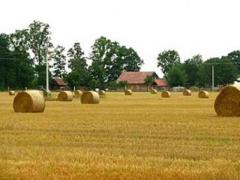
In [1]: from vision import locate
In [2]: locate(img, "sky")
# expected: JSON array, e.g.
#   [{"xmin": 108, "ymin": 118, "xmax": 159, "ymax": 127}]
[{"xmin": 1, "ymin": 0, "xmax": 240, "ymax": 77}]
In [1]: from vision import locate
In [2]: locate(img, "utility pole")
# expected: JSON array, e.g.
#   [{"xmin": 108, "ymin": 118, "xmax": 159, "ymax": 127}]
[
  {"xmin": 46, "ymin": 52, "xmax": 49, "ymax": 92},
  {"xmin": 212, "ymin": 65, "xmax": 214, "ymax": 91}
]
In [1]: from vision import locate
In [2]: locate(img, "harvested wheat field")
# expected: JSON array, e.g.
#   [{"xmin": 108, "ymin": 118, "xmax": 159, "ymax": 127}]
[{"xmin": 1, "ymin": 92, "xmax": 240, "ymax": 180}]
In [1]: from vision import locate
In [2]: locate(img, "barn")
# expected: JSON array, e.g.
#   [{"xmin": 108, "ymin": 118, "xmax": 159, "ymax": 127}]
[
  {"xmin": 117, "ymin": 71, "xmax": 167, "ymax": 91},
  {"xmin": 51, "ymin": 77, "xmax": 68, "ymax": 90},
  {"xmin": 153, "ymin": 79, "xmax": 168, "ymax": 89}
]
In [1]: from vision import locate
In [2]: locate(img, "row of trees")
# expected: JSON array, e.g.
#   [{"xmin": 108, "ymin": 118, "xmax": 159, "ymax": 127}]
[
  {"xmin": 0, "ymin": 21, "xmax": 143, "ymax": 90},
  {"xmin": 1, "ymin": 20, "xmax": 240, "ymax": 90},
  {"xmin": 157, "ymin": 50, "xmax": 240, "ymax": 88}
]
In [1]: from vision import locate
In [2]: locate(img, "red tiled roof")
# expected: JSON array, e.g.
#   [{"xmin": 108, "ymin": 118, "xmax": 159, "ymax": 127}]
[
  {"xmin": 117, "ymin": 71, "xmax": 158, "ymax": 84},
  {"xmin": 53, "ymin": 77, "xmax": 67, "ymax": 86},
  {"xmin": 154, "ymin": 79, "xmax": 168, "ymax": 87}
]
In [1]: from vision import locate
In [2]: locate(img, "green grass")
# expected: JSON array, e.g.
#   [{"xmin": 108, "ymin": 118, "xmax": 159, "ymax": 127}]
[{"xmin": 1, "ymin": 92, "xmax": 240, "ymax": 179}]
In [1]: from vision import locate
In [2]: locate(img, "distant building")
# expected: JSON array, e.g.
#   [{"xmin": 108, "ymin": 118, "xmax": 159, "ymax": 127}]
[
  {"xmin": 153, "ymin": 79, "xmax": 168, "ymax": 89},
  {"xmin": 117, "ymin": 71, "xmax": 168, "ymax": 91},
  {"xmin": 51, "ymin": 77, "xmax": 68, "ymax": 90}
]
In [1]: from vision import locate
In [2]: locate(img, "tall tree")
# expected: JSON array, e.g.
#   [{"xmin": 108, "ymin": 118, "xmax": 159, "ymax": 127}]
[
  {"xmin": 10, "ymin": 29, "xmax": 29, "ymax": 52},
  {"xmin": 183, "ymin": 54, "xmax": 203, "ymax": 86},
  {"xmin": 157, "ymin": 50, "xmax": 180, "ymax": 75},
  {"xmin": 52, "ymin": 45, "xmax": 67, "ymax": 78},
  {"xmin": 67, "ymin": 42, "xmax": 89, "ymax": 88},
  {"xmin": 89, "ymin": 36, "xmax": 143, "ymax": 89},
  {"xmin": 197, "ymin": 57, "xmax": 238, "ymax": 87},
  {"xmin": 10, "ymin": 29, "xmax": 34, "ymax": 88},
  {"xmin": 112, "ymin": 46, "xmax": 143, "ymax": 81},
  {"xmin": 166, "ymin": 64, "xmax": 187, "ymax": 87},
  {"xmin": 227, "ymin": 50, "xmax": 240, "ymax": 74},
  {"xmin": 0, "ymin": 33, "xmax": 34, "ymax": 90},
  {"xmin": 26, "ymin": 21, "xmax": 54, "ymax": 86},
  {"xmin": 0, "ymin": 34, "xmax": 14, "ymax": 89},
  {"xmin": 89, "ymin": 37, "xmax": 117, "ymax": 89}
]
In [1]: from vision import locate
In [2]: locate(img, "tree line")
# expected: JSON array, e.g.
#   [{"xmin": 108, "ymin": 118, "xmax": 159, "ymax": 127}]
[
  {"xmin": 157, "ymin": 50, "xmax": 239, "ymax": 88},
  {"xmin": 0, "ymin": 20, "xmax": 239, "ymax": 90},
  {"xmin": 0, "ymin": 21, "xmax": 143, "ymax": 90}
]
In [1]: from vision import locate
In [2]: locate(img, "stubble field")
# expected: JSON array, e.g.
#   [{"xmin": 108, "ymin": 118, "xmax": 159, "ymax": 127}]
[{"xmin": 1, "ymin": 92, "xmax": 240, "ymax": 180}]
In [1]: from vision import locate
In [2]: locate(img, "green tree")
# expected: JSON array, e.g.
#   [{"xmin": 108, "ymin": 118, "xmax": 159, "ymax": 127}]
[
  {"xmin": 0, "ymin": 33, "xmax": 34, "ymax": 90},
  {"xmin": 197, "ymin": 57, "xmax": 238, "ymax": 87},
  {"xmin": 89, "ymin": 36, "xmax": 143, "ymax": 89},
  {"xmin": 183, "ymin": 55, "xmax": 203, "ymax": 87},
  {"xmin": 0, "ymin": 34, "xmax": 14, "ymax": 89},
  {"xmin": 166, "ymin": 64, "xmax": 187, "ymax": 87},
  {"xmin": 89, "ymin": 37, "xmax": 117, "ymax": 89},
  {"xmin": 108, "ymin": 81, "xmax": 119, "ymax": 90},
  {"xmin": 114, "ymin": 46, "xmax": 143, "ymax": 77},
  {"xmin": 157, "ymin": 50, "xmax": 180, "ymax": 75},
  {"xmin": 10, "ymin": 29, "xmax": 29, "ymax": 52},
  {"xmin": 26, "ymin": 21, "xmax": 54, "ymax": 86},
  {"xmin": 118, "ymin": 81, "xmax": 129, "ymax": 90},
  {"xmin": 67, "ymin": 42, "xmax": 89, "ymax": 88},
  {"xmin": 13, "ymin": 48, "xmax": 35, "ymax": 89},
  {"xmin": 227, "ymin": 50, "xmax": 240, "ymax": 74},
  {"xmin": 144, "ymin": 75, "xmax": 155, "ymax": 91},
  {"xmin": 52, "ymin": 45, "xmax": 67, "ymax": 78}
]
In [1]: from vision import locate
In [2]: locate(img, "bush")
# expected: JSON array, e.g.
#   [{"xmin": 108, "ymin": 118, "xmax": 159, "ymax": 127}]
[
  {"xmin": 108, "ymin": 81, "xmax": 119, "ymax": 90},
  {"xmin": 190, "ymin": 86, "xmax": 199, "ymax": 92},
  {"xmin": 118, "ymin": 81, "xmax": 128, "ymax": 89}
]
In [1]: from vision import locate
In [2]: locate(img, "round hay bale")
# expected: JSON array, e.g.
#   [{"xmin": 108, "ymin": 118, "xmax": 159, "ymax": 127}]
[
  {"xmin": 57, "ymin": 91, "xmax": 73, "ymax": 101},
  {"xmin": 150, "ymin": 89, "xmax": 158, "ymax": 94},
  {"xmin": 214, "ymin": 85, "xmax": 240, "ymax": 116},
  {"xmin": 13, "ymin": 90, "xmax": 45, "ymax": 113},
  {"xmin": 198, "ymin": 90, "xmax": 209, "ymax": 98},
  {"xmin": 99, "ymin": 90, "xmax": 106, "ymax": 95},
  {"xmin": 75, "ymin": 90, "xmax": 83, "ymax": 98},
  {"xmin": 125, "ymin": 89, "xmax": 132, "ymax": 95},
  {"xmin": 183, "ymin": 89, "xmax": 192, "ymax": 96},
  {"xmin": 99, "ymin": 90, "xmax": 106, "ymax": 98},
  {"xmin": 161, "ymin": 91, "xmax": 171, "ymax": 98},
  {"xmin": 81, "ymin": 91, "xmax": 100, "ymax": 104},
  {"xmin": 9, "ymin": 91, "xmax": 15, "ymax": 96},
  {"xmin": 44, "ymin": 91, "xmax": 52, "ymax": 97}
]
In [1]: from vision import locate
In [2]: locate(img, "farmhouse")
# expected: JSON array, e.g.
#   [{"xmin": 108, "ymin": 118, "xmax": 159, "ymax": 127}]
[
  {"xmin": 154, "ymin": 79, "xmax": 168, "ymax": 89},
  {"xmin": 117, "ymin": 71, "xmax": 168, "ymax": 91},
  {"xmin": 51, "ymin": 77, "xmax": 68, "ymax": 90}
]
